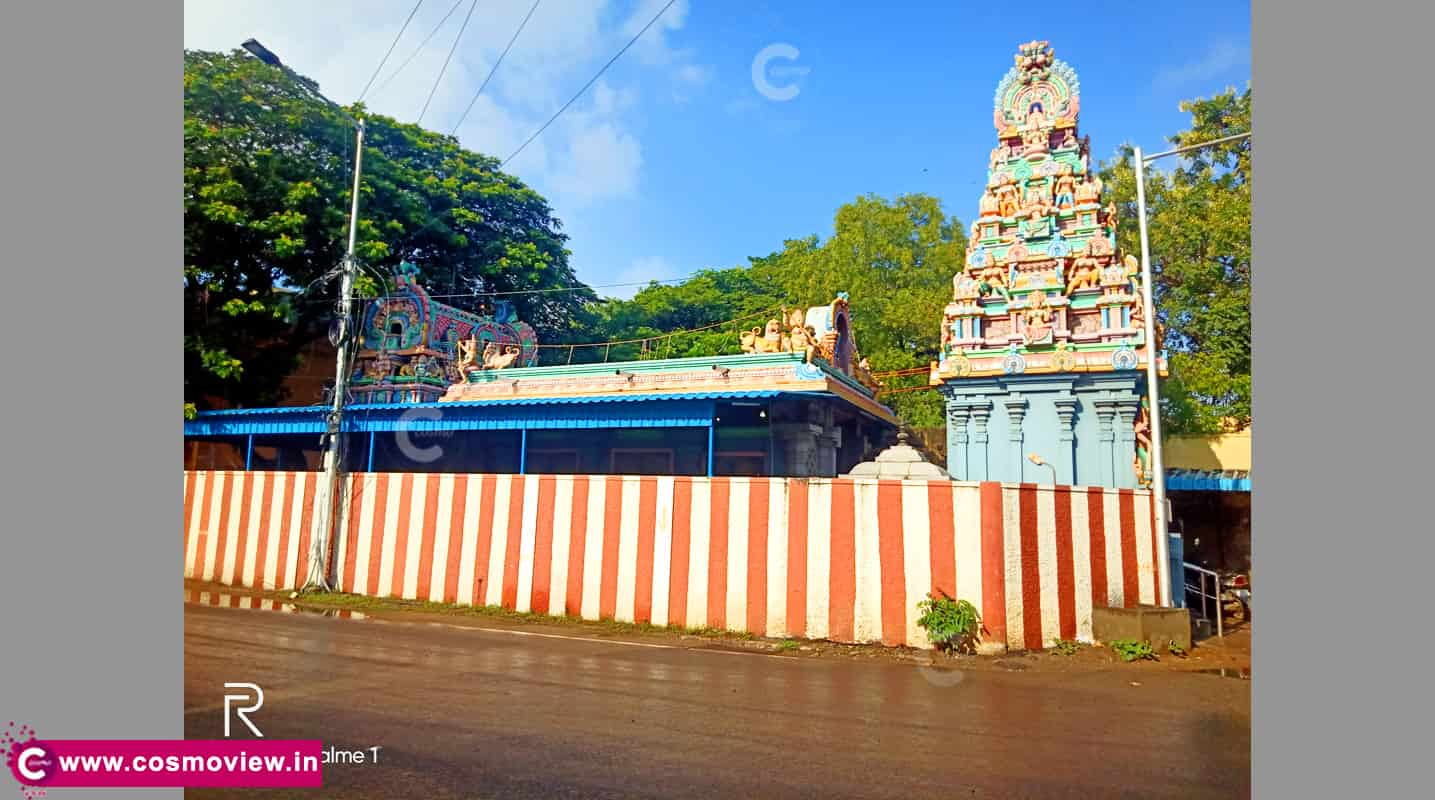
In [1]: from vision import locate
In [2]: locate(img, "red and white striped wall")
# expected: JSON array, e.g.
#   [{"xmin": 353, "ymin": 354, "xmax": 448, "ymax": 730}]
[{"xmin": 183, "ymin": 471, "xmax": 1163, "ymax": 651}]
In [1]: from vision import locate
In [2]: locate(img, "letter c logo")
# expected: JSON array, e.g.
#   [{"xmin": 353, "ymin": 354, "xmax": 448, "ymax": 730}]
[
  {"xmin": 752, "ymin": 43, "xmax": 805, "ymax": 102},
  {"xmin": 17, "ymin": 745, "xmax": 50, "ymax": 782}
]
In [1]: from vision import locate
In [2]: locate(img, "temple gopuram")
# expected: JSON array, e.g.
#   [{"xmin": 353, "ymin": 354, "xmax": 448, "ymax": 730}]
[
  {"xmin": 185, "ymin": 270, "xmax": 898, "ymax": 478},
  {"xmin": 930, "ymin": 41, "xmax": 1166, "ymax": 488}
]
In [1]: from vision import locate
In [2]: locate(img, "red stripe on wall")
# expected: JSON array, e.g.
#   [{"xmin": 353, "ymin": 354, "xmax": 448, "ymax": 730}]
[
  {"xmin": 707, "ymin": 478, "xmax": 731, "ymax": 629},
  {"xmin": 927, "ymin": 482, "xmax": 956, "ymax": 598},
  {"xmin": 979, "ymin": 481, "xmax": 1007, "ymax": 647},
  {"xmin": 389, "ymin": 474, "xmax": 416, "ymax": 598},
  {"xmin": 252, "ymin": 474, "xmax": 277, "ymax": 589},
  {"xmin": 530, "ymin": 476, "xmax": 558, "ymax": 614},
  {"xmin": 472, "ymin": 474, "xmax": 499, "ymax": 605},
  {"xmin": 415, "ymin": 474, "xmax": 443, "ymax": 601},
  {"xmin": 194, "ymin": 473, "xmax": 218, "ymax": 581},
  {"xmin": 828, "ymin": 480, "xmax": 856, "ymax": 643},
  {"xmin": 339, "ymin": 477, "xmax": 365, "ymax": 591},
  {"xmin": 877, "ymin": 481, "xmax": 908, "ymax": 647},
  {"xmin": 295, "ymin": 475, "xmax": 317, "ymax": 588},
  {"xmin": 364, "ymin": 474, "xmax": 393, "ymax": 595},
  {"xmin": 564, "ymin": 476, "xmax": 591, "ymax": 616},
  {"xmin": 598, "ymin": 477, "xmax": 624, "ymax": 620},
  {"xmin": 785, "ymin": 480, "xmax": 808, "ymax": 638},
  {"xmin": 1119, "ymin": 490, "xmax": 1138, "ymax": 608},
  {"xmin": 183, "ymin": 473, "xmax": 197, "ymax": 558},
  {"xmin": 1018, "ymin": 484, "xmax": 1043, "ymax": 651},
  {"xmin": 633, "ymin": 478, "xmax": 659, "ymax": 623},
  {"xmin": 1086, "ymin": 486, "xmax": 1108, "ymax": 609},
  {"xmin": 272, "ymin": 473, "xmax": 298, "ymax": 590},
  {"xmin": 667, "ymin": 479, "xmax": 693, "ymax": 628},
  {"xmin": 231, "ymin": 474, "xmax": 256, "ymax": 585},
  {"xmin": 500, "ymin": 476, "xmax": 527, "ymax": 610},
  {"xmin": 746, "ymin": 481, "xmax": 770, "ymax": 636},
  {"xmin": 1054, "ymin": 487, "xmax": 1076, "ymax": 641},
  {"xmin": 441, "ymin": 475, "xmax": 469, "ymax": 603}
]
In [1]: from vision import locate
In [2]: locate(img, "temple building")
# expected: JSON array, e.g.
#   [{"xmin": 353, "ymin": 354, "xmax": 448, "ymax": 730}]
[
  {"xmin": 184, "ymin": 274, "xmax": 899, "ymax": 478},
  {"xmin": 930, "ymin": 41, "xmax": 1167, "ymax": 488}
]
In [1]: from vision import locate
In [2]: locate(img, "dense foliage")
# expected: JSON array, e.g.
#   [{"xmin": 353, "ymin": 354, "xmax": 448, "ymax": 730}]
[
  {"xmin": 587, "ymin": 194, "xmax": 964, "ymax": 426},
  {"xmin": 184, "ymin": 49, "xmax": 591, "ymax": 408},
  {"xmin": 1100, "ymin": 87, "xmax": 1251, "ymax": 434}
]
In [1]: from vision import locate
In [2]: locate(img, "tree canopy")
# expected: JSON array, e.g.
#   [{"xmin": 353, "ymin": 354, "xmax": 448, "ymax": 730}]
[
  {"xmin": 184, "ymin": 48, "xmax": 592, "ymax": 409},
  {"xmin": 1100, "ymin": 87, "xmax": 1251, "ymax": 434}
]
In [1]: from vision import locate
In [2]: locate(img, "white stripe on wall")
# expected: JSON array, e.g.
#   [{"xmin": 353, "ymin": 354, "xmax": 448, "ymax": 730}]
[
  {"xmin": 580, "ymin": 476, "xmax": 607, "ymax": 620},
  {"xmin": 901, "ymin": 481, "xmax": 934, "ymax": 648},
  {"xmin": 429, "ymin": 475, "xmax": 455, "ymax": 603},
  {"xmin": 725, "ymin": 479, "xmax": 750, "ymax": 633},
  {"xmin": 1036, "ymin": 487, "xmax": 1060, "ymax": 648},
  {"xmin": 764, "ymin": 479, "xmax": 789, "ymax": 639},
  {"xmin": 613, "ymin": 477, "xmax": 642, "ymax": 623},
  {"xmin": 851, "ymin": 481, "xmax": 883, "ymax": 643},
  {"xmin": 547, "ymin": 477, "xmax": 575, "ymax": 616},
  {"xmin": 1069, "ymin": 489, "xmax": 1094, "ymax": 641},
  {"xmin": 221, "ymin": 473, "xmax": 244, "ymax": 585},
  {"xmin": 954, "ymin": 483, "xmax": 983, "ymax": 610},
  {"xmin": 263, "ymin": 473, "xmax": 286, "ymax": 590},
  {"xmin": 455, "ymin": 476, "xmax": 482, "ymax": 606},
  {"xmin": 1134, "ymin": 494, "xmax": 1155, "ymax": 605},
  {"xmin": 685, "ymin": 480, "xmax": 712, "ymax": 629},
  {"xmin": 1103, "ymin": 491, "xmax": 1123, "ymax": 608},
  {"xmin": 515, "ymin": 476, "xmax": 541, "ymax": 613},
  {"xmin": 805, "ymin": 481, "xmax": 832, "ymax": 641},
  {"xmin": 484, "ymin": 475, "xmax": 514, "ymax": 607},
  {"xmin": 650, "ymin": 477, "xmax": 675, "ymax": 627},
  {"xmin": 1002, "ymin": 486, "xmax": 1024, "ymax": 650}
]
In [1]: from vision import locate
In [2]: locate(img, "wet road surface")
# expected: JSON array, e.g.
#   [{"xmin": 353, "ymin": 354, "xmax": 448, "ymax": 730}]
[{"xmin": 184, "ymin": 602, "xmax": 1249, "ymax": 799}]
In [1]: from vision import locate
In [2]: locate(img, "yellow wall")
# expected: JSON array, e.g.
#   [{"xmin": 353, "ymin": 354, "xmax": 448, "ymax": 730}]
[{"xmin": 1164, "ymin": 429, "xmax": 1251, "ymax": 472}]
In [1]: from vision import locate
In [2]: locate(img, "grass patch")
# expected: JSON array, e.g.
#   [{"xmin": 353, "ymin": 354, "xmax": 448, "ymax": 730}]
[
  {"xmin": 1049, "ymin": 639, "xmax": 1082, "ymax": 656},
  {"xmin": 775, "ymin": 639, "xmax": 801, "ymax": 652},
  {"xmin": 1109, "ymin": 639, "xmax": 1159, "ymax": 662}
]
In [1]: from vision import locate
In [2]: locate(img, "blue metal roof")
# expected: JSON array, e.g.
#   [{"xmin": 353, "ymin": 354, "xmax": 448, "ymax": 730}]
[
  {"xmin": 1166, "ymin": 469, "xmax": 1251, "ymax": 492},
  {"xmin": 184, "ymin": 391, "xmax": 792, "ymax": 437}
]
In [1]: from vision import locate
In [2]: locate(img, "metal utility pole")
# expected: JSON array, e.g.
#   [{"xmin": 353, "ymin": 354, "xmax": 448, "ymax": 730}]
[
  {"xmin": 241, "ymin": 39, "xmax": 363, "ymax": 592},
  {"xmin": 1131, "ymin": 130, "xmax": 1250, "ymax": 606}
]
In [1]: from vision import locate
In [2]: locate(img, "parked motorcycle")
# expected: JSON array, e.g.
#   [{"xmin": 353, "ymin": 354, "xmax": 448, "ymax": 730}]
[{"xmin": 1220, "ymin": 572, "xmax": 1251, "ymax": 623}]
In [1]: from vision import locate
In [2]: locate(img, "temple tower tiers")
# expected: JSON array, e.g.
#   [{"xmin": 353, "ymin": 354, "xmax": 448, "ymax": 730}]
[{"xmin": 930, "ymin": 41, "xmax": 1166, "ymax": 488}]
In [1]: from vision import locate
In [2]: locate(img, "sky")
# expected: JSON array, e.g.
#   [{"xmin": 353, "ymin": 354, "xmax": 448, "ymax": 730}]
[{"xmin": 184, "ymin": 0, "xmax": 1251, "ymax": 299}]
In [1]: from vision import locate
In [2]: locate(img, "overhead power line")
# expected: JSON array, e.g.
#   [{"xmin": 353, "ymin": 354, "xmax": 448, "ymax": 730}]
[
  {"xmin": 417, "ymin": 0, "xmax": 480, "ymax": 125},
  {"xmin": 451, "ymin": 0, "xmax": 542, "ymax": 135},
  {"xmin": 369, "ymin": 0, "xmax": 466, "ymax": 99},
  {"xmin": 357, "ymin": 0, "xmax": 426, "ymax": 103},
  {"xmin": 501, "ymin": 0, "xmax": 677, "ymax": 167}
]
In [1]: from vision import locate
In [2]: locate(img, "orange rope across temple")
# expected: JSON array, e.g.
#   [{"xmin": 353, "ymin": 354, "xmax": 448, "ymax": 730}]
[{"xmin": 534, "ymin": 305, "xmax": 787, "ymax": 350}]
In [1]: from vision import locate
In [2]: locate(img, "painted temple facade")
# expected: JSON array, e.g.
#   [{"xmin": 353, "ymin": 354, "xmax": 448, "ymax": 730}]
[
  {"xmin": 930, "ymin": 41, "xmax": 1167, "ymax": 489},
  {"xmin": 185, "ymin": 273, "xmax": 899, "ymax": 479}
]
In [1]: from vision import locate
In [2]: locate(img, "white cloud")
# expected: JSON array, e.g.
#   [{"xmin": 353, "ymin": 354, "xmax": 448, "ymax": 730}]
[
  {"xmin": 1153, "ymin": 38, "xmax": 1250, "ymax": 90},
  {"xmin": 183, "ymin": 0, "xmax": 699, "ymax": 216}
]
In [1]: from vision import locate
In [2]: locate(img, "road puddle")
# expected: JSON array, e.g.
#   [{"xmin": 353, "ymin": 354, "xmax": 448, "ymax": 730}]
[
  {"xmin": 1192, "ymin": 667, "xmax": 1250, "ymax": 680},
  {"xmin": 185, "ymin": 589, "xmax": 367, "ymax": 620}
]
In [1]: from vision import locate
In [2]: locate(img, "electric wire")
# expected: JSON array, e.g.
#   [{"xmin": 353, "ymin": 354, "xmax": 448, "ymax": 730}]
[
  {"xmin": 369, "ymin": 0, "xmax": 466, "ymax": 99},
  {"xmin": 417, "ymin": 0, "xmax": 480, "ymax": 125},
  {"xmin": 357, "ymin": 0, "xmax": 426, "ymax": 103},
  {"xmin": 450, "ymin": 0, "xmax": 542, "ymax": 135}
]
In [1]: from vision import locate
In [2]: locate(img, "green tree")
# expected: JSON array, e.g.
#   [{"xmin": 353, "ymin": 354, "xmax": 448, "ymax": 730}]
[
  {"xmin": 184, "ymin": 49, "xmax": 592, "ymax": 409},
  {"xmin": 587, "ymin": 194, "xmax": 964, "ymax": 427},
  {"xmin": 1100, "ymin": 87, "xmax": 1251, "ymax": 434}
]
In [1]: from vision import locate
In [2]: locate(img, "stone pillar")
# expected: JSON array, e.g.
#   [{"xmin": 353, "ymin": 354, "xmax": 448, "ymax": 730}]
[
  {"xmin": 1094, "ymin": 399, "xmax": 1119, "ymax": 488},
  {"xmin": 816, "ymin": 425, "xmax": 843, "ymax": 478},
  {"xmin": 773, "ymin": 423, "xmax": 822, "ymax": 477},
  {"xmin": 1113, "ymin": 397, "xmax": 1140, "ymax": 489},
  {"xmin": 1053, "ymin": 393, "xmax": 1079, "ymax": 485},
  {"xmin": 946, "ymin": 402, "xmax": 971, "ymax": 479},
  {"xmin": 1004, "ymin": 394, "xmax": 1028, "ymax": 483},
  {"xmin": 968, "ymin": 401, "xmax": 993, "ymax": 482}
]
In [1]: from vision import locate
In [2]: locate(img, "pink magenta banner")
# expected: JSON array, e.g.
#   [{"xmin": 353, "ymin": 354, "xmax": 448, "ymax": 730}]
[{"xmin": 6, "ymin": 739, "xmax": 323, "ymax": 789}]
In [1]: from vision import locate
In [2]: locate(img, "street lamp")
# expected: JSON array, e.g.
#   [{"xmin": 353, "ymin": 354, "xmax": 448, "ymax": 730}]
[
  {"xmin": 1131, "ymin": 130, "xmax": 1250, "ymax": 607},
  {"xmin": 241, "ymin": 38, "xmax": 366, "ymax": 593},
  {"xmin": 1027, "ymin": 453, "xmax": 1057, "ymax": 485}
]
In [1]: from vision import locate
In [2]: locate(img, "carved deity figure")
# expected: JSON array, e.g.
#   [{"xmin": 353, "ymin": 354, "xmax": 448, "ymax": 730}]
[
  {"xmin": 979, "ymin": 188, "xmax": 1001, "ymax": 219},
  {"xmin": 1133, "ymin": 399, "xmax": 1153, "ymax": 488},
  {"xmin": 976, "ymin": 263, "xmax": 1009, "ymax": 295},
  {"xmin": 1021, "ymin": 126, "xmax": 1049, "ymax": 157},
  {"xmin": 1064, "ymin": 256, "xmax": 1100, "ymax": 295},
  {"xmin": 456, "ymin": 336, "xmax": 479, "ymax": 372},
  {"xmin": 953, "ymin": 272, "xmax": 982, "ymax": 301},
  {"xmin": 1022, "ymin": 181, "xmax": 1052, "ymax": 215},
  {"xmin": 1052, "ymin": 165, "xmax": 1077, "ymax": 211},
  {"xmin": 1075, "ymin": 175, "xmax": 1101, "ymax": 206},
  {"xmin": 994, "ymin": 176, "xmax": 1021, "ymax": 218},
  {"xmin": 788, "ymin": 322, "xmax": 819, "ymax": 364},
  {"xmin": 481, "ymin": 342, "xmax": 521, "ymax": 370},
  {"xmin": 989, "ymin": 144, "xmax": 1011, "ymax": 170},
  {"xmin": 1021, "ymin": 290, "xmax": 1054, "ymax": 343},
  {"xmin": 1059, "ymin": 129, "xmax": 1077, "ymax": 150}
]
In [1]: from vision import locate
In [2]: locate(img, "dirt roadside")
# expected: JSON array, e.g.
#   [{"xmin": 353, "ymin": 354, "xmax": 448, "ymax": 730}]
[{"xmin": 183, "ymin": 578, "xmax": 1251, "ymax": 679}]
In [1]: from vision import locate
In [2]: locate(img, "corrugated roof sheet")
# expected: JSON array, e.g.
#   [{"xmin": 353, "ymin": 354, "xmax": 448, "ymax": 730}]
[
  {"xmin": 193, "ymin": 390, "xmax": 785, "ymax": 417},
  {"xmin": 1166, "ymin": 469, "xmax": 1251, "ymax": 492}
]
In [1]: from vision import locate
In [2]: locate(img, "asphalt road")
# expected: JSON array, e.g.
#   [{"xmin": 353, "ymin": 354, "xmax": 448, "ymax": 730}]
[{"xmin": 184, "ymin": 602, "xmax": 1250, "ymax": 799}]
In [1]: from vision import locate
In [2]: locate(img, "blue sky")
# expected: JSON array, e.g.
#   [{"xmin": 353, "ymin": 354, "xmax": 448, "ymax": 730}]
[{"xmin": 185, "ymin": 0, "xmax": 1251, "ymax": 298}]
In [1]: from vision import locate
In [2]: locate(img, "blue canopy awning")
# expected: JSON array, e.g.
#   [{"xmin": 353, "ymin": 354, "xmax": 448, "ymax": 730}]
[
  {"xmin": 1166, "ymin": 469, "xmax": 1250, "ymax": 492},
  {"xmin": 183, "ymin": 391, "xmax": 790, "ymax": 437}
]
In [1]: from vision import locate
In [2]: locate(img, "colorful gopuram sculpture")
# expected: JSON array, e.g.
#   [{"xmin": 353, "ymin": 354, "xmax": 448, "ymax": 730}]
[
  {"xmin": 740, "ymin": 293, "xmax": 882, "ymax": 391},
  {"xmin": 931, "ymin": 42, "xmax": 1166, "ymax": 488},
  {"xmin": 350, "ymin": 262, "xmax": 540, "ymax": 404}
]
